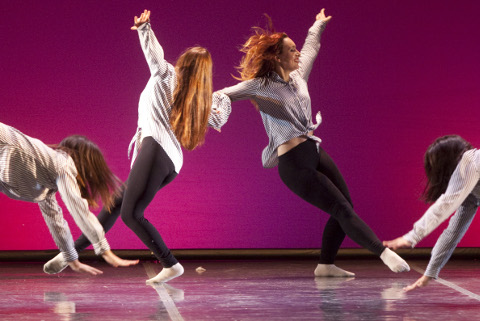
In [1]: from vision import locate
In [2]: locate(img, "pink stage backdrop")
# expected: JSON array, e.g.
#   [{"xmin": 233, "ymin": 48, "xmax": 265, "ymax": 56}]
[{"xmin": 1, "ymin": 1, "xmax": 479, "ymax": 251}]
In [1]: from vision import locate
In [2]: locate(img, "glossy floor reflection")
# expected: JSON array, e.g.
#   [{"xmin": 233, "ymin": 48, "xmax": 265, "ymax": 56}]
[{"xmin": 1, "ymin": 259, "xmax": 480, "ymax": 320}]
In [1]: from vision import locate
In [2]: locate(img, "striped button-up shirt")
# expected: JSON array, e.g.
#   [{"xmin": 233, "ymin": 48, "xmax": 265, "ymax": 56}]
[
  {"xmin": 0, "ymin": 122, "xmax": 110, "ymax": 262},
  {"xmin": 128, "ymin": 23, "xmax": 231, "ymax": 172},
  {"xmin": 219, "ymin": 20, "xmax": 326, "ymax": 168},
  {"xmin": 404, "ymin": 149, "xmax": 480, "ymax": 247}
]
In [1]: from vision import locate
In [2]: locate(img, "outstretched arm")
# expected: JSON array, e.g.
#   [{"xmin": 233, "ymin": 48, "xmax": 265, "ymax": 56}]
[
  {"xmin": 297, "ymin": 8, "xmax": 332, "ymax": 81},
  {"xmin": 132, "ymin": 10, "xmax": 169, "ymax": 76},
  {"xmin": 218, "ymin": 78, "xmax": 259, "ymax": 103}
]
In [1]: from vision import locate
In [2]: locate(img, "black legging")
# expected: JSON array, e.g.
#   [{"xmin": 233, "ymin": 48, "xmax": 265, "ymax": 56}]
[
  {"xmin": 73, "ymin": 190, "xmax": 123, "ymax": 252},
  {"xmin": 278, "ymin": 139, "xmax": 385, "ymax": 263},
  {"xmin": 121, "ymin": 136, "xmax": 178, "ymax": 267},
  {"xmin": 73, "ymin": 137, "xmax": 178, "ymax": 267}
]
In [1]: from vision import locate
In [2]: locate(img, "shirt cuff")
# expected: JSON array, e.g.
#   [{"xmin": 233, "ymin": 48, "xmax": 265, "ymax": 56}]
[
  {"xmin": 92, "ymin": 238, "xmax": 111, "ymax": 255},
  {"xmin": 137, "ymin": 22, "xmax": 149, "ymax": 31},
  {"xmin": 62, "ymin": 248, "xmax": 79, "ymax": 262},
  {"xmin": 403, "ymin": 231, "xmax": 420, "ymax": 248}
]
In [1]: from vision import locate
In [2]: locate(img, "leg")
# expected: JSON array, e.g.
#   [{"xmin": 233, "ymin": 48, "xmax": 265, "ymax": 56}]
[
  {"xmin": 278, "ymin": 141, "xmax": 409, "ymax": 273},
  {"xmin": 315, "ymin": 147, "xmax": 351, "ymax": 265},
  {"xmin": 121, "ymin": 137, "xmax": 178, "ymax": 268},
  {"xmin": 75, "ymin": 187, "xmax": 125, "ymax": 252}
]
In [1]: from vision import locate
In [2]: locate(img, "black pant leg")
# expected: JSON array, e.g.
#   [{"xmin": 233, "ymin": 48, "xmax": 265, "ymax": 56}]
[{"xmin": 121, "ymin": 137, "xmax": 178, "ymax": 267}]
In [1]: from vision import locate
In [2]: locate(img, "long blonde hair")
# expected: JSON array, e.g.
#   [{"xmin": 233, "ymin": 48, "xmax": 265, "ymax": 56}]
[{"xmin": 170, "ymin": 47, "xmax": 213, "ymax": 151}]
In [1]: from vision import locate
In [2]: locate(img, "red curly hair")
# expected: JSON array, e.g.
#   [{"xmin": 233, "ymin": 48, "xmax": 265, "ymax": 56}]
[{"xmin": 235, "ymin": 15, "xmax": 288, "ymax": 83}]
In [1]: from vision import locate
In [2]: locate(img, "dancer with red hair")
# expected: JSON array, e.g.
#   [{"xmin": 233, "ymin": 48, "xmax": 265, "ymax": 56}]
[{"xmin": 219, "ymin": 9, "xmax": 410, "ymax": 276}]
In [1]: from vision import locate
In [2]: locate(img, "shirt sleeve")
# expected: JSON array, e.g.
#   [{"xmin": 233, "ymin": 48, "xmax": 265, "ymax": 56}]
[
  {"xmin": 424, "ymin": 195, "xmax": 478, "ymax": 279},
  {"xmin": 297, "ymin": 20, "xmax": 327, "ymax": 82},
  {"xmin": 404, "ymin": 150, "xmax": 480, "ymax": 247},
  {"xmin": 56, "ymin": 164, "xmax": 110, "ymax": 256},
  {"xmin": 208, "ymin": 92, "xmax": 232, "ymax": 130},
  {"xmin": 137, "ymin": 22, "xmax": 169, "ymax": 77},
  {"xmin": 38, "ymin": 194, "xmax": 78, "ymax": 262},
  {"xmin": 218, "ymin": 79, "xmax": 259, "ymax": 102}
]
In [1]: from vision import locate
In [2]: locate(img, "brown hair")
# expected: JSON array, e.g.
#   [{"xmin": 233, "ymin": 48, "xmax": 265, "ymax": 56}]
[
  {"xmin": 235, "ymin": 15, "xmax": 288, "ymax": 82},
  {"xmin": 56, "ymin": 135, "xmax": 122, "ymax": 212},
  {"xmin": 170, "ymin": 46, "xmax": 213, "ymax": 151},
  {"xmin": 422, "ymin": 135, "xmax": 472, "ymax": 203}
]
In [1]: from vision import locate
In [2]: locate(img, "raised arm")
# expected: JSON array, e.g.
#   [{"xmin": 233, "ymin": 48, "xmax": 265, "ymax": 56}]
[
  {"xmin": 131, "ymin": 10, "xmax": 169, "ymax": 76},
  {"xmin": 297, "ymin": 9, "xmax": 332, "ymax": 81}
]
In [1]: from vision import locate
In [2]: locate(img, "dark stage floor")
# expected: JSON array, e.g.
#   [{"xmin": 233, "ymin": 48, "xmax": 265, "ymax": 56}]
[{"xmin": 1, "ymin": 259, "xmax": 480, "ymax": 320}]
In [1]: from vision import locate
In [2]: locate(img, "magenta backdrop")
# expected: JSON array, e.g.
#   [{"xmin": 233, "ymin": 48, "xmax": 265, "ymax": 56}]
[{"xmin": 1, "ymin": 1, "xmax": 479, "ymax": 251}]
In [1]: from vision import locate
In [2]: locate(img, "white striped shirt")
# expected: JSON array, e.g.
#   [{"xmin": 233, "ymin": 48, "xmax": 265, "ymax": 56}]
[
  {"xmin": 128, "ymin": 23, "xmax": 231, "ymax": 172},
  {"xmin": 404, "ymin": 149, "xmax": 480, "ymax": 247},
  {"xmin": 219, "ymin": 20, "xmax": 326, "ymax": 168},
  {"xmin": 0, "ymin": 122, "xmax": 110, "ymax": 262}
]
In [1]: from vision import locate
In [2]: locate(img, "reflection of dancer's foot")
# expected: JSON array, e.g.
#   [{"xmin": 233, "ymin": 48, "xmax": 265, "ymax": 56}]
[
  {"xmin": 380, "ymin": 248, "xmax": 410, "ymax": 272},
  {"xmin": 314, "ymin": 277, "xmax": 355, "ymax": 290},
  {"xmin": 43, "ymin": 253, "xmax": 68, "ymax": 274},
  {"xmin": 146, "ymin": 263, "xmax": 184, "ymax": 285},
  {"xmin": 314, "ymin": 264, "xmax": 355, "ymax": 277},
  {"xmin": 162, "ymin": 282, "xmax": 185, "ymax": 301}
]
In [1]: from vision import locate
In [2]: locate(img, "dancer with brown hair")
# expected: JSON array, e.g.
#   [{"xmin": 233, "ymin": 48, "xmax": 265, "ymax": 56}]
[
  {"xmin": 126, "ymin": 10, "xmax": 230, "ymax": 284},
  {"xmin": 44, "ymin": 10, "xmax": 230, "ymax": 283},
  {"xmin": 218, "ymin": 9, "xmax": 410, "ymax": 276},
  {"xmin": 385, "ymin": 135, "xmax": 480, "ymax": 291},
  {"xmin": 0, "ymin": 122, "xmax": 138, "ymax": 275}
]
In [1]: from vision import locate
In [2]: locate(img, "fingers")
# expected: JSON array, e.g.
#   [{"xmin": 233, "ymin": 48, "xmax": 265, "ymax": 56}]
[
  {"xmin": 403, "ymin": 276, "xmax": 431, "ymax": 292},
  {"xmin": 132, "ymin": 9, "xmax": 151, "ymax": 29},
  {"xmin": 115, "ymin": 259, "xmax": 140, "ymax": 268},
  {"xmin": 383, "ymin": 237, "xmax": 411, "ymax": 250},
  {"xmin": 403, "ymin": 283, "xmax": 419, "ymax": 292},
  {"xmin": 85, "ymin": 266, "xmax": 104, "ymax": 276},
  {"xmin": 71, "ymin": 262, "xmax": 104, "ymax": 275},
  {"xmin": 382, "ymin": 240, "xmax": 398, "ymax": 250},
  {"xmin": 317, "ymin": 8, "xmax": 332, "ymax": 22}
]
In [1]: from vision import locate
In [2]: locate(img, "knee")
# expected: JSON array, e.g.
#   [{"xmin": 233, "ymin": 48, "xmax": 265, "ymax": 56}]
[
  {"xmin": 121, "ymin": 211, "xmax": 137, "ymax": 228},
  {"xmin": 330, "ymin": 201, "xmax": 355, "ymax": 220}
]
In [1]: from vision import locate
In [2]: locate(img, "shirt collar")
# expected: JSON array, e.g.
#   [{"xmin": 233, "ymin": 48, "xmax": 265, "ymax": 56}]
[{"xmin": 270, "ymin": 71, "xmax": 294, "ymax": 85}]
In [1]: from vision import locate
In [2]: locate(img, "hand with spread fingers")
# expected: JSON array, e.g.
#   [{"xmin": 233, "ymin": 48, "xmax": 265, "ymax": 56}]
[
  {"xmin": 316, "ymin": 8, "xmax": 332, "ymax": 23},
  {"xmin": 131, "ymin": 9, "xmax": 151, "ymax": 30}
]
